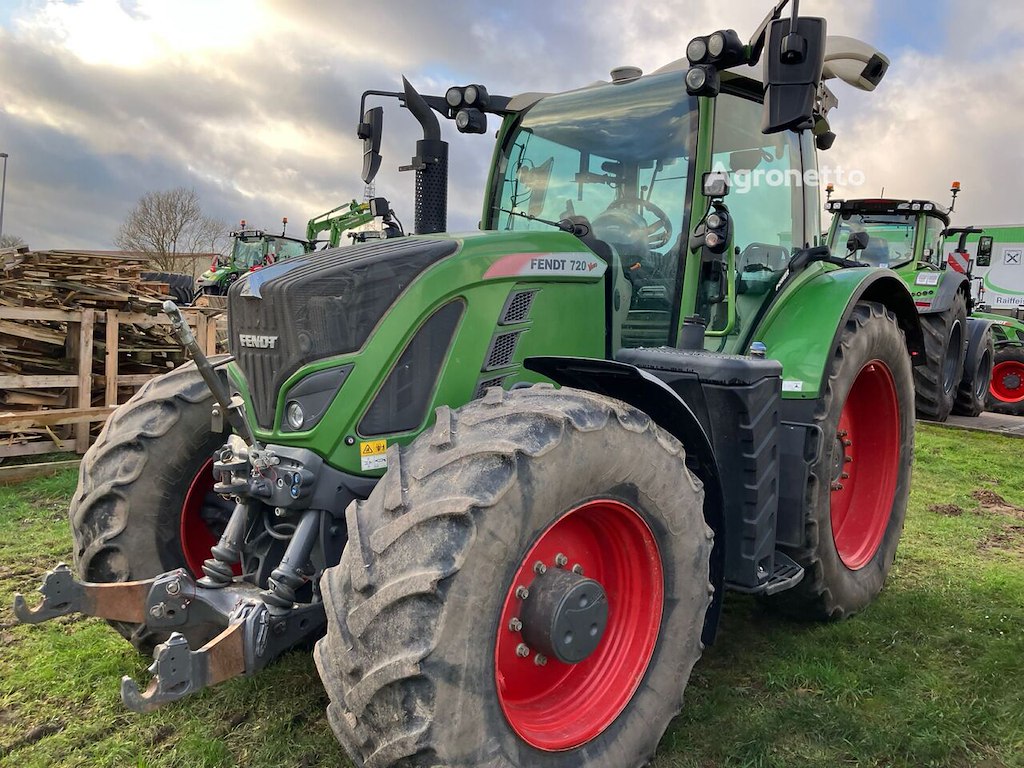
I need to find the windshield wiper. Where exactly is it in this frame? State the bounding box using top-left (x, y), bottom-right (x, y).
top-left (499, 208), bottom-right (591, 237)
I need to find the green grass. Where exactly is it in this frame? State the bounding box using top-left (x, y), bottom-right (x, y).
top-left (2, 424), bottom-right (1023, 767)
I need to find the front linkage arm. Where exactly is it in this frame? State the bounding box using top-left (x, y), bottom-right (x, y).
top-left (14, 565), bottom-right (326, 712)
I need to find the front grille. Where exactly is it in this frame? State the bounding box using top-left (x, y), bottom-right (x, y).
top-left (485, 331), bottom-right (522, 370)
top-left (358, 301), bottom-right (464, 437)
top-left (499, 290), bottom-right (537, 325)
top-left (474, 375), bottom-right (507, 399)
top-left (228, 237), bottom-right (458, 428)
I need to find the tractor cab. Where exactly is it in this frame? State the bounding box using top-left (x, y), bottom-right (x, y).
top-left (825, 198), bottom-right (949, 270)
top-left (197, 222), bottom-right (312, 296)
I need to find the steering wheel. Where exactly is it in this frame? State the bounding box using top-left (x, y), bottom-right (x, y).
top-left (606, 198), bottom-right (673, 249)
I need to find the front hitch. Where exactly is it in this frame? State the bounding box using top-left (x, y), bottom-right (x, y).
top-left (13, 566), bottom-right (326, 711)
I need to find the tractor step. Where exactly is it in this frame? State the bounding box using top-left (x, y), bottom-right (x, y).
top-left (726, 550), bottom-right (804, 596)
top-left (13, 564), bottom-right (326, 712)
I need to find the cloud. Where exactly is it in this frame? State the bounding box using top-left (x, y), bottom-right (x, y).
top-left (0, 0), bottom-right (1019, 254)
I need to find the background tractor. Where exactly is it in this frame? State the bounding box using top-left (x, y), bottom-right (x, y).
top-left (306, 197), bottom-right (404, 247)
top-left (945, 226), bottom-right (1024, 416)
top-left (824, 190), bottom-right (994, 418)
top-left (15, 3), bottom-right (924, 767)
top-left (196, 218), bottom-right (313, 296)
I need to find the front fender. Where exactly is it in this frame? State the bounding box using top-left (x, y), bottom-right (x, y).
top-left (524, 355), bottom-right (725, 646)
top-left (754, 268), bottom-right (923, 399)
top-left (919, 271), bottom-right (969, 315)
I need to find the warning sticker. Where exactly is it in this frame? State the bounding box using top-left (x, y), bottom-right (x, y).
top-left (359, 440), bottom-right (388, 471)
top-left (915, 272), bottom-right (940, 286)
top-left (782, 380), bottom-right (804, 392)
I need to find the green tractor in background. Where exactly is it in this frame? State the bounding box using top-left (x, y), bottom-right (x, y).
top-left (16, 4), bottom-right (925, 766)
top-left (825, 187), bottom-right (1024, 418)
top-left (196, 218), bottom-right (314, 296)
top-left (953, 227), bottom-right (1024, 416)
top-left (306, 197), bottom-right (404, 248)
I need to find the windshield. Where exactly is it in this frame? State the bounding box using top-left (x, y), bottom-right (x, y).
top-left (491, 71), bottom-right (697, 346)
top-left (232, 237), bottom-right (266, 269)
top-left (832, 213), bottom-right (915, 268)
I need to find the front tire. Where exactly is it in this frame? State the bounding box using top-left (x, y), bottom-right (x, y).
top-left (70, 358), bottom-right (232, 651)
top-left (769, 302), bottom-right (914, 620)
top-left (914, 291), bottom-right (968, 421)
top-left (986, 344), bottom-right (1024, 416)
top-left (315, 386), bottom-right (713, 768)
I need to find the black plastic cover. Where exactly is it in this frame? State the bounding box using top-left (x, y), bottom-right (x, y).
top-left (617, 347), bottom-right (782, 589)
top-left (228, 237), bottom-right (458, 428)
top-left (358, 300), bottom-right (464, 436)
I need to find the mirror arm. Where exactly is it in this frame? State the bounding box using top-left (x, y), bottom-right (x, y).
top-left (747, 0), bottom-right (791, 61)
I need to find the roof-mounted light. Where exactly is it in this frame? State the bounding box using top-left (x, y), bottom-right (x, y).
top-left (911, 203), bottom-right (922, 211)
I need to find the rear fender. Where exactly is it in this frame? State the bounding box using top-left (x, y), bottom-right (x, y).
top-left (525, 355), bottom-right (725, 646)
top-left (962, 317), bottom-right (994, 385)
top-left (756, 269), bottom-right (925, 399)
top-left (919, 271), bottom-right (969, 315)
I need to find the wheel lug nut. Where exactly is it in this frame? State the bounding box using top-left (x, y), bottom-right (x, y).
top-left (571, 564), bottom-right (584, 575)
top-left (533, 561), bottom-right (547, 575)
top-left (554, 553), bottom-right (568, 568)
top-left (841, 472), bottom-right (850, 479)
top-left (831, 482), bottom-right (844, 491)
top-left (843, 439), bottom-right (852, 447)
top-left (534, 654), bottom-right (548, 666)
top-left (515, 585), bottom-right (529, 600)
top-left (515, 643), bottom-right (530, 658)
top-left (508, 617), bottom-right (522, 632)
top-left (838, 429), bottom-right (848, 437)
top-left (845, 456), bottom-right (853, 463)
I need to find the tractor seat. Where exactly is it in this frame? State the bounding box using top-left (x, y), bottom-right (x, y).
top-left (859, 237), bottom-right (890, 267)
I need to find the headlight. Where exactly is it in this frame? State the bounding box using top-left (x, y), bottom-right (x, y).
top-left (707, 212), bottom-right (724, 229)
top-left (686, 37), bottom-right (708, 64)
top-left (685, 67), bottom-right (707, 91)
top-left (708, 32), bottom-right (725, 58)
top-left (286, 401), bottom-right (305, 430)
top-left (445, 87), bottom-right (462, 107)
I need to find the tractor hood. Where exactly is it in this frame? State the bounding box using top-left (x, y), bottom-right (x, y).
top-left (228, 236), bottom-right (460, 427)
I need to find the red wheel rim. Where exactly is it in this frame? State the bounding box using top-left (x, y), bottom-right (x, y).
top-left (494, 499), bottom-right (663, 751)
top-left (990, 360), bottom-right (1024, 403)
top-left (180, 458), bottom-right (220, 577)
top-left (830, 360), bottom-right (900, 570)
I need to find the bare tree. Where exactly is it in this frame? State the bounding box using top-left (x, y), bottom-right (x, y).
top-left (0, 233), bottom-right (26, 249)
top-left (115, 188), bottom-right (225, 276)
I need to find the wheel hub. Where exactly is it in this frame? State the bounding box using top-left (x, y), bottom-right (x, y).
top-left (1003, 372), bottom-right (1022, 390)
top-left (520, 567), bottom-right (609, 664)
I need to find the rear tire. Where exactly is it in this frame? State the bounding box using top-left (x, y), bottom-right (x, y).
top-left (952, 325), bottom-right (994, 417)
top-left (70, 358), bottom-right (231, 652)
top-left (768, 302), bottom-right (914, 620)
top-left (986, 345), bottom-right (1024, 416)
top-left (315, 385), bottom-right (713, 768)
top-left (914, 291), bottom-right (967, 421)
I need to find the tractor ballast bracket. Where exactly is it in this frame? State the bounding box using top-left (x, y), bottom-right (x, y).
top-left (13, 565), bottom-right (326, 712)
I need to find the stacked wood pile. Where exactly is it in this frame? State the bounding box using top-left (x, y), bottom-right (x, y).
top-left (0, 247), bottom-right (222, 457)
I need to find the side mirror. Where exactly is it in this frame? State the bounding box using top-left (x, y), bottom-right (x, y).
top-left (357, 106), bottom-right (384, 184)
top-left (369, 196), bottom-right (390, 218)
top-left (762, 16), bottom-right (827, 134)
top-left (977, 236), bottom-right (993, 267)
top-left (846, 231), bottom-right (870, 254)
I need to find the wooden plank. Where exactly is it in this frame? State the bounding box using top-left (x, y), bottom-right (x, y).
top-left (0, 319), bottom-right (67, 345)
top-left (0, 440), bottom-right (70, 459)
top-left (105, 310), bottom-right (119, 406)
top-left (116, 374), bottom-right (160, 386)
top-left (195, 311), bottom-right (209, 356)
top-left (0, 405), bottom-right (117, 430)
top-left (0, 374), bottom-right (79, 388)
top-left (0, 459), bottom-right (81, 485)
top-left (76, 309), bottom-right (96, 453)
top-left (0, 307), bottom-right (83, 322)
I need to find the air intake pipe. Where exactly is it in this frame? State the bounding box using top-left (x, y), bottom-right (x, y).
top-left (401, 77), bottom-right (449, 235)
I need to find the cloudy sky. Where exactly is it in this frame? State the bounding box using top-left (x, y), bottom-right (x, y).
top-left (1, 0), bottom-right (1022, 251)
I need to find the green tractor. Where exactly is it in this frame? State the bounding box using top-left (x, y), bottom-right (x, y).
top-left (16, 4), bottom-right (923, 766)
top-left (825, 188), bottom-right (1024, 419)
top-left (196, 218), bottom-right (314, 296)
top-left (824, 191), bottom-right (996, 418)
top-left (306, 197), bottom-right (404, 248)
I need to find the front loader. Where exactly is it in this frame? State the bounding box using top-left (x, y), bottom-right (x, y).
top-left (15, 3), bottom-right (924, 766)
